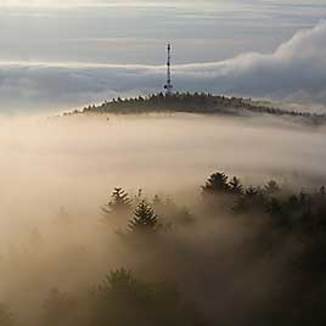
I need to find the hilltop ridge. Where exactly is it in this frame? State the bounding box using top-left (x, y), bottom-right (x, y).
top-left (64, 92), bottom-right (326, 124)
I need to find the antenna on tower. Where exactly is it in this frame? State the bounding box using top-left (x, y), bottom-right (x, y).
top-left (164, 43), bottom-right (173, 96)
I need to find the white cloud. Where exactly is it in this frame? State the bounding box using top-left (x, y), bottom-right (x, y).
top-left (176, 21), bottom-right (326, 101)
top-left (0, 21), bottom-right (326, 113)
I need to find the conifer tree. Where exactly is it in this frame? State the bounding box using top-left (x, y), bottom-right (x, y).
top-left (102, 188), bottom-right (132, 218)
top-left (129, 200), bottom-right (158, 233)
top-left (202, 172), bottom-right (230, 194)
top-left (229, 176), bottom-right (243, 194)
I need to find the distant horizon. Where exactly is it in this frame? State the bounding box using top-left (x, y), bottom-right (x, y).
top-left (0, 0), bottom-right (325, 113)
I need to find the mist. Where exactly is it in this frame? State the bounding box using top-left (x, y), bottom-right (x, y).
top-left (1, 112), bottom-right (326, 325)
top-left (3, 113), bottom-right (326, 216)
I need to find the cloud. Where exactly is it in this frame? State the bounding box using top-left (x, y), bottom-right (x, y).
top-left (176, 21), bottom-right (326, 103)
top-left (0, 21), bottom-right (326, 113)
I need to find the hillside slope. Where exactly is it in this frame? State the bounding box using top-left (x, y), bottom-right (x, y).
top-left (65, 93), bottom-right (326, 124)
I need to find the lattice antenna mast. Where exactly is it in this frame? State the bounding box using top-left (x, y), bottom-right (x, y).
top-left (164, 43), bottom-right (173, 96)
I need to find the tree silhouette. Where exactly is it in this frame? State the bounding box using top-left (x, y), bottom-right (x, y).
top-left (97, 268), bottom-right (137, 298)
top-left (133, 189), bottom-right (143, 206)
top-left (202, 172), bottom-right (229, 194)
top-left (129, 200), bottom-right (159, 233)
top-left (92, 268), bottom-right (206, 326)
top-left (152, 194), bottom-right (163, 209)
top-left (264, 180), bottom-right (280, 195)
top-left (232, 195), bottom-right (247, 214)
top-left (266, 197), bottom-right (289, 227)
top-left (70, 91), bottom-right (326, 125)
top-left (228, 176), bottom-right (243, 194)
top-left (102, 187), bottom-right (132, 221)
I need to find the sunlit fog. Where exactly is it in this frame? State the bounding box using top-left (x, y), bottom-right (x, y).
top-left (1, 0), bottom-right (326, 325)
top-left (0, 112), bottom-right (326, 324)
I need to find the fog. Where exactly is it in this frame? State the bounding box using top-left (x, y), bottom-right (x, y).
top-left (1, 112), bottom-right (326, 325)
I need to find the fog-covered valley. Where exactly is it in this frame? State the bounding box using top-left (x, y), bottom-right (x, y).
top-left (1, 113), bottom-right (326, 325)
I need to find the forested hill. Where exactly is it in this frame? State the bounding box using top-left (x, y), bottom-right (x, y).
top-left (65, 92), bottom-right (326, 124)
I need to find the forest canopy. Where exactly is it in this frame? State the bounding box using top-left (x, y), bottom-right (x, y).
top-left (65, 92), bottom-right (326, 125)
top-left (2, 171), bottom-right (326, 325)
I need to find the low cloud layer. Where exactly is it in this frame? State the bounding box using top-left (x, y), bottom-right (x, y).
top-left (1, 21), bottom-right (326, 113)
top-left (179, 21), bottom-right (326, 104)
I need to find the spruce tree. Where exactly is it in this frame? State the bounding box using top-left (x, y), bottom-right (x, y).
top-left (102, 187), bottom-right (132, 218)
top-left (202, 172), bottom-right (230, 194)
top-left (129, 200), bottom-right (158, 233)
top-left (229, 176), bottom-right (243, 194)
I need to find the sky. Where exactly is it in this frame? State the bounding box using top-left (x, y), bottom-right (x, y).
top-left (0, 0), bottom-right (325, 113)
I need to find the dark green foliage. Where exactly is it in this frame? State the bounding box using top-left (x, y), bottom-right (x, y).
top-left (7, 172), bottom-right (326, 326)
top-left (66, 92), bottom-right (326, 125)
top-left (232, 184), bottom-right (269, 214)
top-left (228, 176), bottom-right (243, 194)
top-left (129, 200), bottom-right (159, 233)
top-left (202, 172), bottom-right (229, 194)
top-left (97, 268), bottom-right (135, 295)
top-left (152, 195), bottom-right (195, 227)
top-left (266, 197), bottom-right (290, 228)
top-left (0, 304), bottom-right (14, 326)
top-left (202, 172), bottom-right (245, 197)
top-left (91, 268), bottom-right (205, 326)
top-left (204, 171), bottom-right (326, 234)
top-left (102, 187), bottom-right (132, 221)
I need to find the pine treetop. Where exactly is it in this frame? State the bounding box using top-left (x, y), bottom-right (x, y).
top-left (129, 200), bottom-right (158, 233)
top-left (102, 187), bottom-right (132, 216)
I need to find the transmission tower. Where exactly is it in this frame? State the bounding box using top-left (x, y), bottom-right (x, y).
top-left (164, 43), bottom-right (173, 96)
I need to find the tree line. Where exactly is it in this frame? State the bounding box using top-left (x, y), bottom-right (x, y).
top-left (65, 92), bottom-right (326, 124)
top-left (3, 171), bottom-right (326, 325)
